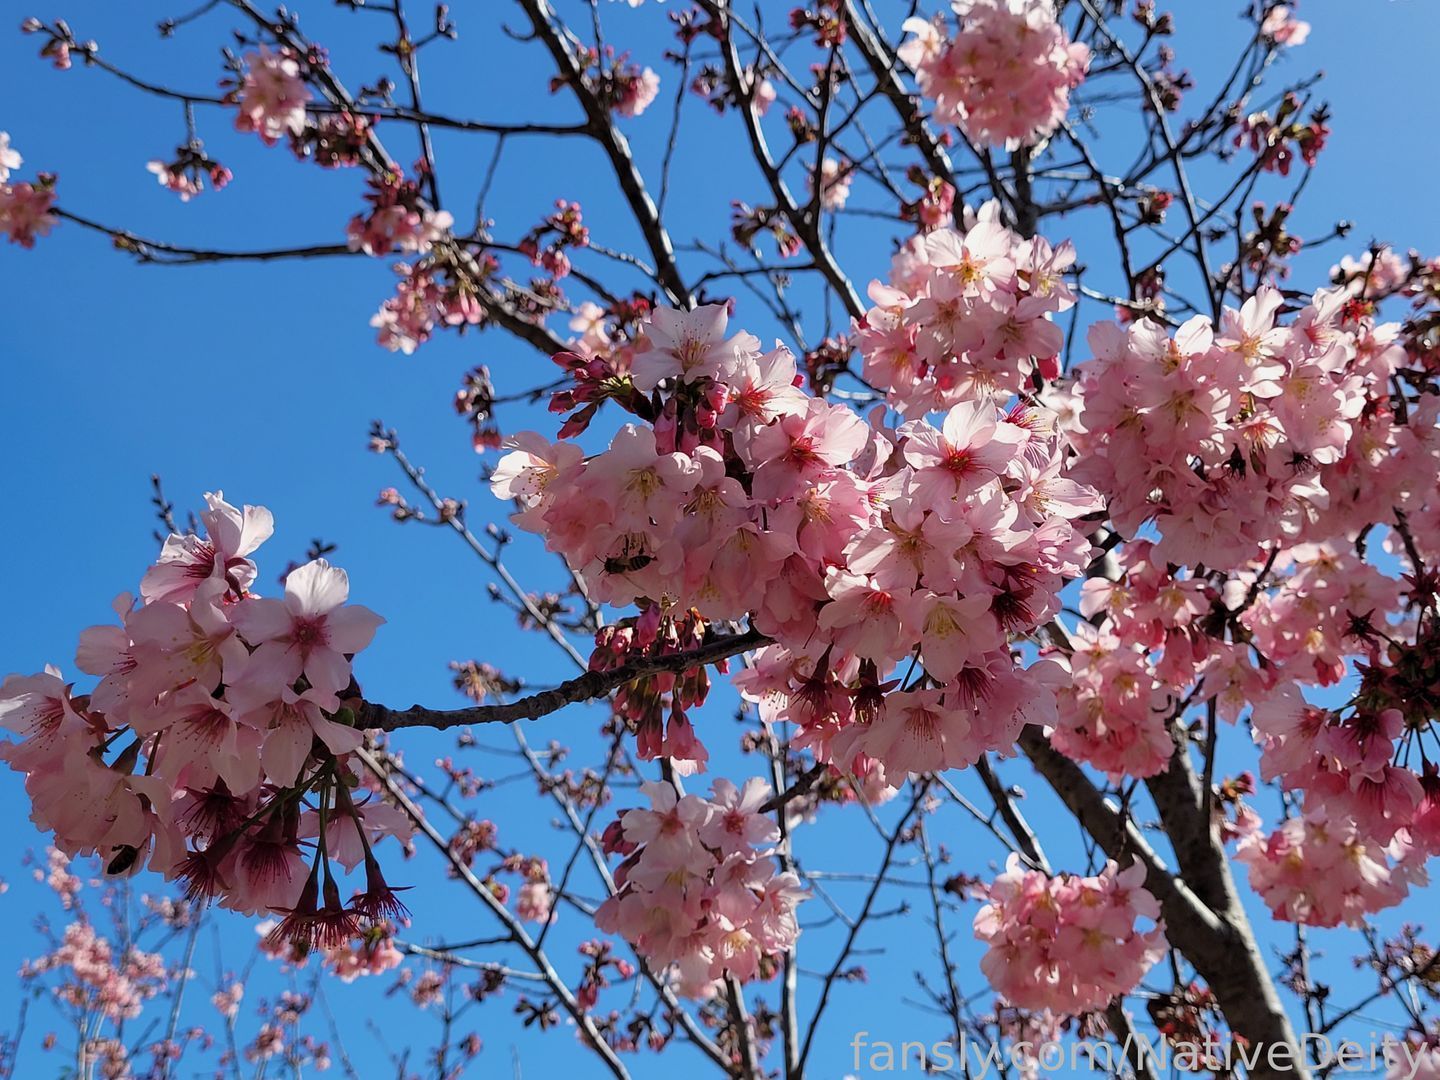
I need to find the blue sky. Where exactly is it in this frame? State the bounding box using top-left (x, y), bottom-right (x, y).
top-left (3, 0), bottom-right (1440, 1076)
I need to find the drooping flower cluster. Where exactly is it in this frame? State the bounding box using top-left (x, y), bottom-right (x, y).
top-left (595, 779), bottom-right (805, 998)
top-left (1068, 286), bottom-right (1401, 571)
top-left (855, 202), bottom-right (1076, 416)
top-left (1052, 259), bottom-right (1440, 859)
top-left (0, 493), bottom-right (412, 947)
top-left (496, 301), bottom-right (1100, 781)
top-left (228, 47), bottom-right (312, 145)
top-left (972, 856), bottom-right (1166, 1015)
top-left (1235, 804), bottom-right (1424, 928)
top-left (1240, 563), bottom-right (1440, 857)
top-left (146, 141), bottom-right (232, 201)
top-left (899, 0), bottom-right (1090, 149)
top-left (589, 607), bottom-right (722, 775)
top-left (1242, 545), bottom-right (1400, 687)
top-left (518, 199), bottom-right (590, 281)
top-left (258, 914), bottom-right (406, 982)
top-left (369, 257), bottom-right (494, 355)
top-left (0, 177), bottom-right (56, 247)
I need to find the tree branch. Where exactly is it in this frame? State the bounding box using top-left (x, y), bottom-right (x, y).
top-left (356, 628), bottom-right (767, 731)
top-left (514, 0), bottom-right (692, 307)
top-left (356, 747), bottom-right (632, 1079)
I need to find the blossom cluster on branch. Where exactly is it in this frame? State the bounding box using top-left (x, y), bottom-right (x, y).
top-left (972, 855), bottom-right (1166, 1014)
top-left (596, 779), bottom-right (805, 998)
top-left (11, 0), bottom-right (1440, 1064)
top-left (855, 201), bottom-right (1075, 416)
top-left (0, 493), bottom-right (413, 949)
top-left (899, 0), bottom-right (1091, 149)
top-left (495, 299), bottom-right (1100, 786)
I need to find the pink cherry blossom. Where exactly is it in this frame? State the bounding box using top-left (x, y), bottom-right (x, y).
top-left (1261, 4), bottom-right (1311, 47)
top-left (141, 491), bottom-right (274, 604)
top-left (1236, 804), bottom-right (1421, 928)
top-left (629, 304), bottom-right (753, 392)
top-left (231, 559), bottom-right (384, 707)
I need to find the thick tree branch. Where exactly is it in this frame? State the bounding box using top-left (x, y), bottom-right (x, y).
top-left (1021, 722), bottom-right (1311, 1079)
top-left (356, 628), bottom-right (767, 731)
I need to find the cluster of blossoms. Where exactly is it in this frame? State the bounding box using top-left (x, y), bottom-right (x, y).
top-left (1241, 546), bottom-right (1401, 688)
top-left (370, 256), bottom-right (494, 355)
top-left (0, 493), bottom-right (415, 948)
top-left (1060, 534), bottom-right (1438, 924)
top-left (345, 170), bottom-right (498, 357)
top-left (290, 108), bottom-right (374, 169)
top-left (232, 989), bottom-right (335, 1070)
top-left (1067, 285), bottom-right (1402, 570)
top-left (1056, 262), bottom-right (1440, 925)
top-left (590, 607), bottom-right (720, 775)
top-left (223, 44), bottom-right (372, 169)
top-left (899, 0), bottom-right (1090, 149)
top-left (595, 779), bottom-right (804, 998)
top-left (0, 132), bottom-right (58, 248)
top-left (855, 202), bottom-right (1076, 416)
top-left (1235, 804), bottom-right (1424, 928)
top-left (346, 171), bottom-right (454, 257)
top-left (568, 46), bottom-right (660, 118)
top-left (21, 919), bottom-right (168, 1023)
top-left (259, 914), bottom-right (406, 981)
top-left (1062, 537), bottom-right (1274, 779)
top-left (518, 199), bottom-right (590, 281)
top-left (1234, 93), bottom-right (1330, 177)
top-left (972, 856), bottom-right (1165, 1014)
top-left (1332, 247), bottom-right (1409, 300)
top-left (226, 47), bottom-right (312, 145)
top-left (1246, 615), bottom-right (1440, 842)
top-left (901, 170), bottom-right (958, 232)
top-left (1048, 619), bottom-right (1173, 779)
top-left (495, 301), bottom-right (1100, 782)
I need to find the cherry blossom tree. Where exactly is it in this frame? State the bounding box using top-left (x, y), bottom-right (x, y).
top-left (4, 0), bottom-right (1440, 1077)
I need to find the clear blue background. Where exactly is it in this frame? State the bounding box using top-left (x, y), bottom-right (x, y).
top-left (2, 0), bottom-right (1439, 1076)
